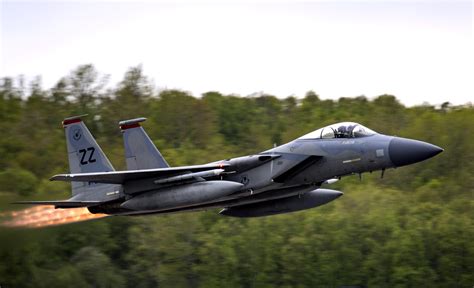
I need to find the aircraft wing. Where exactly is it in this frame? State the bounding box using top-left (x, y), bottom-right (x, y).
top-left (13, 200), bottom-right (102, 208)
top-left (50, 163), bottom-right (230, 184)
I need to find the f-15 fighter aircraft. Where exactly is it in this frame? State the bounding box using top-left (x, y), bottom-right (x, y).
top-left (16, 115), bottom-right (443, 217)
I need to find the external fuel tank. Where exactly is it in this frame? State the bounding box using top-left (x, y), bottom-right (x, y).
top-left (219, 188), bottom-right (343, 217)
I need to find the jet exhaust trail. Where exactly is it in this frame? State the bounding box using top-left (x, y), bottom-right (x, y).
top-left (1, 206), bottom-right (107, 228)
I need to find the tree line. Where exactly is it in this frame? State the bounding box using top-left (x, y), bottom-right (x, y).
top-left (0, 64), bottom-right (472, 287)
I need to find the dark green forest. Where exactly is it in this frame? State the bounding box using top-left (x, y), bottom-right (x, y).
top-left (0, 65), bottom-right (472, 287)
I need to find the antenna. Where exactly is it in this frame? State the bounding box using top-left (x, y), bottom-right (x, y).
top-left (270, 143), bottom-right (277, 175)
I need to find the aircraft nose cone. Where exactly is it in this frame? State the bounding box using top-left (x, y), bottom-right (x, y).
top-left (389, 137), bottom-right (443, 167)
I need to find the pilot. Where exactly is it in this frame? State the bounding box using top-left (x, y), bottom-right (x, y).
top-left (347, 125), bottom-right (356, 137)
top-left (337, 125), bottom-right (347, 138)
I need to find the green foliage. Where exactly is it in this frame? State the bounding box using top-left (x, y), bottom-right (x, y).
top-left (0, 64), bottom-right (472, 287)
top-left (0, 168), bottom-right (38, 196)
top-left (72, 246), bottom-right (125, 288)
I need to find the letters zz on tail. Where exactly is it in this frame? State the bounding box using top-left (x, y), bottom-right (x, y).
top-left (63, 115), bottom-right (118, 197)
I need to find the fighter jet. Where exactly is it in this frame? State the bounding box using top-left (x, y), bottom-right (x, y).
top-left (16, 115), bottom-right (443, 217)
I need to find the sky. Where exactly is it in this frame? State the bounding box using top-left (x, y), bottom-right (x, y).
top-left (0, 1), bottom-right (472, 106)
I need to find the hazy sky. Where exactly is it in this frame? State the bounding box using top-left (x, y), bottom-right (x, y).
top-left (1, 1), bottom-right (472, 106)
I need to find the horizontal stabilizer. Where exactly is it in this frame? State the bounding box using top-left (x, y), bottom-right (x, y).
top-left (13, 200), bottom-right (102, 208)
top-left (51, 163), bottom-right (231, 184)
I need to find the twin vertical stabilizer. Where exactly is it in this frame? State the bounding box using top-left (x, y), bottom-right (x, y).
top-left (62, 115), bottom-right (119, 199)
top-left (25, 115), bottom-right (168, 203)
top-left (119, 118), bottom-right (169, 170)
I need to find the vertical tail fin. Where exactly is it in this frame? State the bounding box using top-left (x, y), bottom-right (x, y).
top-left (63, 115), bottom-right (117, 197)
top-left (119, 118), bottom-right (170, 170)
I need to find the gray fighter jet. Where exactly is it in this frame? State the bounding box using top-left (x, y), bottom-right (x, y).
top-left (16, 115), bottom-right (443, 217)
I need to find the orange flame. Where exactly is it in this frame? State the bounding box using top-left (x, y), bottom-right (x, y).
top-left (0, 205), bottom-right (108, 228)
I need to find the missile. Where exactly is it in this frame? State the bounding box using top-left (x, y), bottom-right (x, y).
top-left (323, 178), bottom-right (340, 185)
top-left (217, 154), bottom-right (280, 173)
top-left (154, 169), bottom-right (225, 184)
top-left (121, 180), bottom-right (243, 211)
top-left (219, 188), bottom-right (343, 217)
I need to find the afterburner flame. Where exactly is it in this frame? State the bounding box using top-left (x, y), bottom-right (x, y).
top-left (1, 205), bottom-right (108, 228)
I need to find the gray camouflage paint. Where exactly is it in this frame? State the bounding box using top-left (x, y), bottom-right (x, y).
top-left (97, 120), bottom-right (440, 216)
top-left (21, 117), bottom-right (442, 217)
top-left (64, 119), bottom-right (122, 201)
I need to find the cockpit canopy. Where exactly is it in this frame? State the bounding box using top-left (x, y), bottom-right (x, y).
top-left (298, 122), bottom-right (377, 139)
